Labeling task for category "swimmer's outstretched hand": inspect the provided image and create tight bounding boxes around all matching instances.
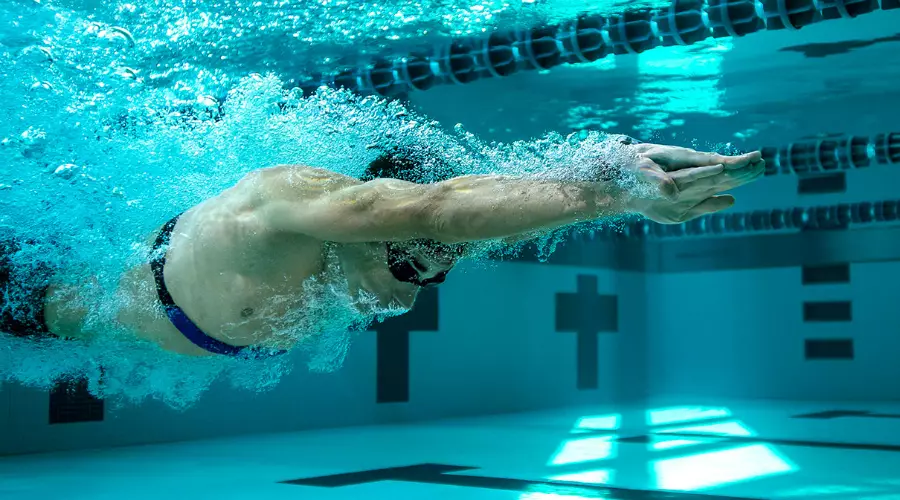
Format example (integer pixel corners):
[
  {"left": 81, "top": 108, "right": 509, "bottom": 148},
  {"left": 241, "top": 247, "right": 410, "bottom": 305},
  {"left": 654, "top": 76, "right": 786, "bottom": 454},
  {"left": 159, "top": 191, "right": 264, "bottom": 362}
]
[
  {"left": 623, "top": 144, "right": 765, "bottom": 224},
  {"left": 630, "top": 143, "right": 763, "bottom": 172}
]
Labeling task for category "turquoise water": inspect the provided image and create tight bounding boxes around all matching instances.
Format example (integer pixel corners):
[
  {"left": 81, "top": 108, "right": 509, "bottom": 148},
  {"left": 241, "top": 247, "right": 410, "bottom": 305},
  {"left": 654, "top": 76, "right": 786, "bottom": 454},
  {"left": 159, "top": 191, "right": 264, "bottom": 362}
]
[{"left": 0, "top": 0, "right": 648, "bottom": 408}]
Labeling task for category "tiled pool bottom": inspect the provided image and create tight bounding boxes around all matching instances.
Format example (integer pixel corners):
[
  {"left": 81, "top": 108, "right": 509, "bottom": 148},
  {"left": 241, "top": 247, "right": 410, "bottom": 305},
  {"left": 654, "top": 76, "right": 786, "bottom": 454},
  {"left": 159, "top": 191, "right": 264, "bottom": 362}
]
[{"left": 2, "top": 400, "right": 900, "bottom": 499}]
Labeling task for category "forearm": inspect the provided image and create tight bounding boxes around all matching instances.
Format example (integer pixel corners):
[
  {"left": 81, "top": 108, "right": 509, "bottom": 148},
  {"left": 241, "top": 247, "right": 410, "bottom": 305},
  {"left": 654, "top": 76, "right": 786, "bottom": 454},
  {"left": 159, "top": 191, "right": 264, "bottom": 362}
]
[
  {"left": 260, "top": 166, "right": 635, "bottom": 244},
  {"left": 425, "top": 175, "right": 631, "bottom": 243}
]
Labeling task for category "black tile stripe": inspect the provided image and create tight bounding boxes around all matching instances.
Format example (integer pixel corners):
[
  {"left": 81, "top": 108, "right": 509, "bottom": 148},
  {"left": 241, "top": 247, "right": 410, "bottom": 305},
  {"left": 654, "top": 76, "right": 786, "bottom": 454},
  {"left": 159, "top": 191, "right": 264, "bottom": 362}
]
[
  {"left": 805, "top": 339, "right": 854, "bottom": 360},
  {"left": 793, "top": 410, "right": 900, "bottom": 420},
  {"left": 803, "top": 301, "right": 852, "bottom": 322},
  {"left": 370, "top": 287, "right": 439, "bottom": 404},
  {"left": 576, "top": 330, "right": 600, "bottom": 390},
  {"left": 797, "top": 172, "right": 846, "bottom": 195},
  {"left": 801, "top": 264, "right": 850, "bottom": 284},
  {"left": 376, "top": 330, "right": 410, "bottom": 403},
  {"left": 640, "top": 430, "right": 900, "bottom": 453},
  {"left": 49, "top": 378, "right": 103, "bottom": 424}
]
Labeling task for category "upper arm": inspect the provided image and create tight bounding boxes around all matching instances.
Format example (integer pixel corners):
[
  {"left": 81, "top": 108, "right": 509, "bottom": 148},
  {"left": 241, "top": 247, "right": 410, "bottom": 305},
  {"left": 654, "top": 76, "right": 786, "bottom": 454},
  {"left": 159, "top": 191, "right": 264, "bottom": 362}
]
[{"left": 255, "top": 165, "right": 440, "bottom": 243}]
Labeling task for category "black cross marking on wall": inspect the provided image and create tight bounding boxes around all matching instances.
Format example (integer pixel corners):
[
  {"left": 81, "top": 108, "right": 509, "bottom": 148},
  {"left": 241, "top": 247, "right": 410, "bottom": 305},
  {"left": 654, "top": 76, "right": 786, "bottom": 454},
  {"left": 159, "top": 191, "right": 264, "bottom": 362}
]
[
  {"left": 369, "top": 287, "right": 439, "bottom": 404},
  {"left": 281, "top": 463, "right": 759, "bottom": 499},
  {"left": 555, "top": 275, "right": 618, "bottom": 390}
]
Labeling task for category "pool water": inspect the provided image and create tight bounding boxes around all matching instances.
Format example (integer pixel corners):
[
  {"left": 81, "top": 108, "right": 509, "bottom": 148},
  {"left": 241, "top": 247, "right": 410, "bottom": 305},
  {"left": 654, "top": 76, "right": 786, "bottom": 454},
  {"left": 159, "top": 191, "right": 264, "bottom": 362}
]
[{"left": 2, "top": 0, "right": 900, "bottom": 498}]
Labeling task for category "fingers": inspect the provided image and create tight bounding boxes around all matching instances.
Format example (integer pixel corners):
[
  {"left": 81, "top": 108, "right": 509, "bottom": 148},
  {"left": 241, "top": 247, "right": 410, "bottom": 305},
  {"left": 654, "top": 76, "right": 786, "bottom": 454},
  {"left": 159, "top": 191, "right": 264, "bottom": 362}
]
[
  {"left": 676, "top": 149, "right": 762, "bottom": 170},
  {"left": 640, "top": 144, "right": 765, "bottom": 171},
  {"left": 677, "top": 149, "right": 729, "bottom": 168},
  {"left": 685, "top": 195, "right": 735, "bottom": 219},
  {"left": 721, "top": 150, "right": 763, "bottom": 170},
  {"left": 680, "top": 160, "right": 765, "bottom": 195},
  {"left": 669, "top": 164, "right": 724, "bottom": 189}
]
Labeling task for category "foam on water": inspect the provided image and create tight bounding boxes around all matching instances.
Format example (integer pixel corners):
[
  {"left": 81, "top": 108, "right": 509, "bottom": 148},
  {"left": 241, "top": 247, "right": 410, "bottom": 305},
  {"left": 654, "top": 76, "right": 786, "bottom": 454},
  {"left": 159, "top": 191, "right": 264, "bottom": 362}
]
[{"left": 1, "top": 0, "right": 646, "bottom": 408}]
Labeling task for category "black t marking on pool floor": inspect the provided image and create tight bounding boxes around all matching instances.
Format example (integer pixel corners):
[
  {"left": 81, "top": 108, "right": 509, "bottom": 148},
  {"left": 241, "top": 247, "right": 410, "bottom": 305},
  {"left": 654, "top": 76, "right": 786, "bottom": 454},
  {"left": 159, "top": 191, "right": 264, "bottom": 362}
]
[
  {"left": 281, "top": 463, "right": 761, "bottom": 499},
  {"left": 793, "top": 409, "right": 900, "bottom": 420},
  {"left": 619, "top": 431, "right": 900, "bottom": 453}
]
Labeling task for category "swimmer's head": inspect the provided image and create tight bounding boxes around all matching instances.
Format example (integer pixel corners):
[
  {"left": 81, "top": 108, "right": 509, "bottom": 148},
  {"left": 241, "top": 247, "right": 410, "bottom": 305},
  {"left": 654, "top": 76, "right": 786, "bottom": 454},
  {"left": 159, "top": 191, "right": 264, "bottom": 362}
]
[
  {"left": 386, "top": 239, "right": 465, "bottom": 288},
  {"left": 364, "top": 148, "right": 466, "bottom": 287},
  {"left": 361, "top": 146, "right": 462, "bottom": 184}
]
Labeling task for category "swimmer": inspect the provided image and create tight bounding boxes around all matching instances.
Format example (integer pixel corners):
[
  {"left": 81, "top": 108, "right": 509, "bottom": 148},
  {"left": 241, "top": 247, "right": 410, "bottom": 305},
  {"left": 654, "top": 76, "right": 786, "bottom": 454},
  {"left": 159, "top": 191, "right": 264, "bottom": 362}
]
[{"left": 0, "top": 141, "right": 764, "bottom": 358}]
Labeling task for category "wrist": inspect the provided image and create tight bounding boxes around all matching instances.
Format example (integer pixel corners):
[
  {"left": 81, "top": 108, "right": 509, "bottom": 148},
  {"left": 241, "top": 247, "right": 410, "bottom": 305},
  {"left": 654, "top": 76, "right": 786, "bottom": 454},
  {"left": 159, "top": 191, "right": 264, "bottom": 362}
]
[{"left": 589, "top": 181, "right": 639, "bottom": 218}]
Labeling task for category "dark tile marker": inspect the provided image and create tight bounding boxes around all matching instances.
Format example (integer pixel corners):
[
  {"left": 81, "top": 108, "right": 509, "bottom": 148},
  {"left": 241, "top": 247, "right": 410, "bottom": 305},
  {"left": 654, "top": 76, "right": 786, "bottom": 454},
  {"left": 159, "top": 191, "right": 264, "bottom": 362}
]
[
  {"left": 801, "top": 263, "right": 850, "bottom": 284},
  {"left": 555, "top": 275, "right": 618, "bottom": 390},
  {"left": 369, "top": 287, "right": 439, "bottom": 404},
  {"left": 282, "top": 463, "right": 761, "bottom": 499},
  {"left": 797, "top": 172, "right": 846, "bottom": 195},
  {"left": 49, "top": 378, "right": 104, "bottom": 424},
  {"left": 801, "top": 263, "right": 853, "bottom": 361},
  {"left": 804, "top": 339, "right": 854, "bottom": 360},
  {"left": 803, "top": 301, "right": 852, "bottom": 322}
]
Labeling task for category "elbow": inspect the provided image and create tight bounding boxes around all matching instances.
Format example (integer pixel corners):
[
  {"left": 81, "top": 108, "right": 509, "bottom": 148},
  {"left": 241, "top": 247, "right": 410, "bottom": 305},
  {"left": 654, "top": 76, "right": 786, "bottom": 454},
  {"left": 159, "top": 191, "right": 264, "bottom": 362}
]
[
  {"left": 425, "top": 215, "right": 467, "bottom": 245},
  {"left": 420, "top": 184, "right": 472, "bottom": 244}
]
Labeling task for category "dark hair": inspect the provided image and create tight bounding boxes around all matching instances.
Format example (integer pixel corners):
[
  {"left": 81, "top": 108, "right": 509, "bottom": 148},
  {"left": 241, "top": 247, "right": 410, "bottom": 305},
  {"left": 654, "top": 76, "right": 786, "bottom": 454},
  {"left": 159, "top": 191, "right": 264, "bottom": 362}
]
[{"left": 361, "top": 147, "right": 461, "bottom": 184}]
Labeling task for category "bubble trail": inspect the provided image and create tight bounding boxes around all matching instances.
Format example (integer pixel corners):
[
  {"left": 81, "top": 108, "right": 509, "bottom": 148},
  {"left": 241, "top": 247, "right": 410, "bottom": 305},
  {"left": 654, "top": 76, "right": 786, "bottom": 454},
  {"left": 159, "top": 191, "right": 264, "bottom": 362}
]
[{"left": 0, "top": 1, "right": 643, "bottom": 408}]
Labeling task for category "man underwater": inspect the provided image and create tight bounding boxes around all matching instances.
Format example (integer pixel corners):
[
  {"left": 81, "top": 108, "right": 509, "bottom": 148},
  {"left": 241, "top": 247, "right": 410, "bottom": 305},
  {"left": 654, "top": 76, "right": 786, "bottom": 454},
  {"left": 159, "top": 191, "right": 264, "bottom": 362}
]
[{"left": 1, "top": 140, "right": 764, "bottom": 357}]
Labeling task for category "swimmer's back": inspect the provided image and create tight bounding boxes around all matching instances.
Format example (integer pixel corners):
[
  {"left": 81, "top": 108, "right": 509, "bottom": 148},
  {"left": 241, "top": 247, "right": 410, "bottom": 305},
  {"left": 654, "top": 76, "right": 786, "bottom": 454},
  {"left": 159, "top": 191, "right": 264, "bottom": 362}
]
[{"left": 117, "top": 165, "right": 356, "bottom": 355}]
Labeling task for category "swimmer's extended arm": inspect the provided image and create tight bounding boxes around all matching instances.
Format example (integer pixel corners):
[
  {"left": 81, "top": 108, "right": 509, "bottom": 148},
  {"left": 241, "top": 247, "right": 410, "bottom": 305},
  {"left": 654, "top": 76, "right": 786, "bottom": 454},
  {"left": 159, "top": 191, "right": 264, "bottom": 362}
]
[
  {"left": 257, "top": 148, "right": 764, "bottom": 244},
  {"left": 259, "top": 168, "right": 628, "bottom": 244}
]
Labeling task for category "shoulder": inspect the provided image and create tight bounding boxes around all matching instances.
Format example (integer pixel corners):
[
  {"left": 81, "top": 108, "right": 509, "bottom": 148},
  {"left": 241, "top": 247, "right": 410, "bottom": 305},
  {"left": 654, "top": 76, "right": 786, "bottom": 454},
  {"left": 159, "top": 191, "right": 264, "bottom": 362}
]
[
  {"left": 239, "top": 165, "right": 361, "bottom": 200},
  {"left": 244, "top": 164, "right": 357, "bottom": 186}
]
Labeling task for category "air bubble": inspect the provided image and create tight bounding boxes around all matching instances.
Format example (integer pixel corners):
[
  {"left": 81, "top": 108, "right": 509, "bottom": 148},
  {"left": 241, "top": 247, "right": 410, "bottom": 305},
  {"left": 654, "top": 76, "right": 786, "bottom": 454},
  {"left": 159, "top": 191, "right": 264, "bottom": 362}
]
[
  {"left": 53, "top": 163, "right": 81, "bottom": 180},
  {"left": 115, "top": 67, "right": 140, "bottom": 80},
  {"left": 107, "top": 26, "right": 136, "bottom": 47},
  {"left": 20, "top": 46, "right": 54, "bottom": 64},
  {"left": 197, "top": 95, "right": 219, "bottom": 107},
  {"left": 29, "top": 81, "right": 53, "bottom": 91}
]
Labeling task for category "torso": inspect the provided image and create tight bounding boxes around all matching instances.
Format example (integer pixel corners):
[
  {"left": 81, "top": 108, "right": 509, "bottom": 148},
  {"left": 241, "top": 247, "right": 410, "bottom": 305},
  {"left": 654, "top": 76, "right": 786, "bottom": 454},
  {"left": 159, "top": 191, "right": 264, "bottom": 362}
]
[{"left": 113, "top": 167, "right": 421, "bottom": 356}]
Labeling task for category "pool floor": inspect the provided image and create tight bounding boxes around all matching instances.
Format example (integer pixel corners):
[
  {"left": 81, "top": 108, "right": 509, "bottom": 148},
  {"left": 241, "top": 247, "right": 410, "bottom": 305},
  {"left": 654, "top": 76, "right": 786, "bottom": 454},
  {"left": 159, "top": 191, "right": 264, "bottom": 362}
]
[{"left": 2, "top": 399, "right": 899, "bottom": 499}]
